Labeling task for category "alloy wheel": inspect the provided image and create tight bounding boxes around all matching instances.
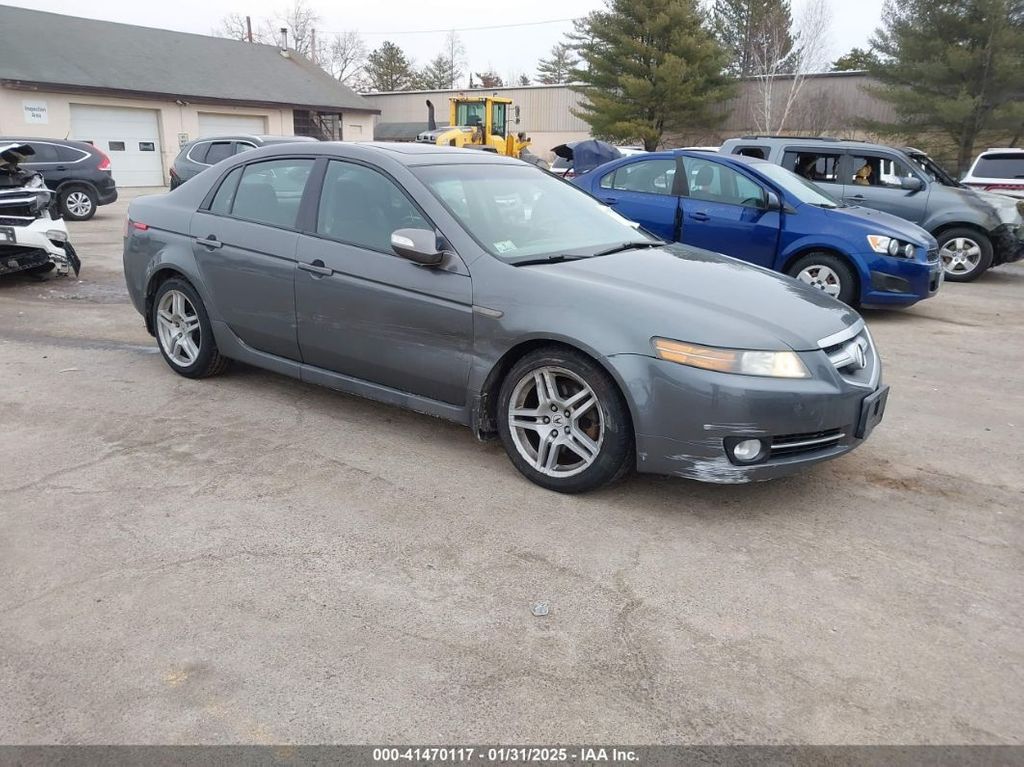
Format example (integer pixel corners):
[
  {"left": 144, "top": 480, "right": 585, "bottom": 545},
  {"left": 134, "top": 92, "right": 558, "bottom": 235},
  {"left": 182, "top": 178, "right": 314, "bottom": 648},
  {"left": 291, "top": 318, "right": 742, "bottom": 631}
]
[
  {"left": 507, "top": 366, "right": 605, "bottom": 478},
  {"left": 65, "top": 191, "right": 93, "bottom": 218},
  {"left": 156, "top": 289, "right": 202, "bottom": 367},
  {"left": 796, "top": 264, "right": 842, "bottom": 297},
  {"left": 939, "top": 237, "right": 982, "bottom": 277}
]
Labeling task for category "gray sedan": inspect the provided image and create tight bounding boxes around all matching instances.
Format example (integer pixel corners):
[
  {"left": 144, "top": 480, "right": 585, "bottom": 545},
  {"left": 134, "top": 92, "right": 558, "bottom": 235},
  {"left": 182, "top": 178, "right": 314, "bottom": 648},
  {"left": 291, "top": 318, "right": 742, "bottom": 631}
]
[{"left": 123, "top": 143, "right": 888, "bottom": 493}]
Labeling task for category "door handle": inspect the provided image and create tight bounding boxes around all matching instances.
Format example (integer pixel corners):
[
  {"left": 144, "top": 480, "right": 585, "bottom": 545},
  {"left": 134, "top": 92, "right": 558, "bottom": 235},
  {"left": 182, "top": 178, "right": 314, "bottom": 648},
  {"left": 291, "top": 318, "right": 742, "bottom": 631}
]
[
  {"left": 604, "top": 197, "right": 618, "bottom": 204},
  {"left": 847, "top": 194, "right": 866, "bottom": 200},
  {"left": 54, "top": 166, "right": 68, "bottom": 171},
  {"left": 196, "top": 235, "right": 222, "bottom": 249},
  {"left": 689, "top": 211, "right": 711, "bottom": 222},
  {"left": 298, "top": 259, "right": 332, "bottom": 277}
]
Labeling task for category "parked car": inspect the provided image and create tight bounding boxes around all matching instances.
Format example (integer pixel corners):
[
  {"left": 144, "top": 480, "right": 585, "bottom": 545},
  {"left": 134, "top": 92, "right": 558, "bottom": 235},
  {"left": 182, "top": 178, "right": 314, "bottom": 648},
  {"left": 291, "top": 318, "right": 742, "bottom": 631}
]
[
  {"left": 550, "top": 142, "right": 645, "bottom": 179},
  {"left": 0, "top": 143, "right": 80, "bottom": 278},
  {"left": 0, "top": 136, "right": 117, "bottom": 221},
  {"left": 961, "top": 148, "right": 1024, "bottom": 200},
  {"left": 720, "top": 136, "right": 1024, "bottom": 282},
  {"left": 123, "top": 142, "right": 888, "bottom": 492},
  {"left": 573, "top": 149, "right": 941, "bottom": 308},
  {"left": 170, "top": 134, "right": 319, "bottom": 189}
]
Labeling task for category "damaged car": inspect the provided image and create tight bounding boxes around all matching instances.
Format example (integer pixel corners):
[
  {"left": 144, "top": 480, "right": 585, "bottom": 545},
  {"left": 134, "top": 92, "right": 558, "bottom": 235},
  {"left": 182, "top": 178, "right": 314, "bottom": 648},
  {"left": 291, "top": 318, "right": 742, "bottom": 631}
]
[{"left": 0, "top": 143, "right": 80, "bottom": 279}]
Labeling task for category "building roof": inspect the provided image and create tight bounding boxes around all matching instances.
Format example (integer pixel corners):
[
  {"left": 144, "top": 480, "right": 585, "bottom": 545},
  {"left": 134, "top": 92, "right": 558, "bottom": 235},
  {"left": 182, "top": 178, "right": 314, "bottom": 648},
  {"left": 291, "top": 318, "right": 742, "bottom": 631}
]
[{"left": 0, "top": 5, "right": 378, "bottom": 113}]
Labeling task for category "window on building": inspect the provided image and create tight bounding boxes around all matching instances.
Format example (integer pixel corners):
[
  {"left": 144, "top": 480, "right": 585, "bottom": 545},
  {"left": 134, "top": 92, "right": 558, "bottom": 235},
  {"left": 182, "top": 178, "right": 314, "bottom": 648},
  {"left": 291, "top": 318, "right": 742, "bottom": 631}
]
[{"left": 108, "top": 141, "right": 126, "bottom": 152}]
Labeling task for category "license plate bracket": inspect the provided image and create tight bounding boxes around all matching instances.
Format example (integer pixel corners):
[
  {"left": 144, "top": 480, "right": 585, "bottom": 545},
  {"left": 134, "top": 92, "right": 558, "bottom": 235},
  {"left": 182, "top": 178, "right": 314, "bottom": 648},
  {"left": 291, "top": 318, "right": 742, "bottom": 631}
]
[{"left": 856, "top": 384, "right": 889, "bottom": 439}]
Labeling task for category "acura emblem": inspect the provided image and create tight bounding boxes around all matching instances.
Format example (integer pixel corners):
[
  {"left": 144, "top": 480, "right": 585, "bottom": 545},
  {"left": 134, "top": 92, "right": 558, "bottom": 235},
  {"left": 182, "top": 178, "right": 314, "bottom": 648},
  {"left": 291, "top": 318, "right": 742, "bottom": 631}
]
[{"left": 844, "top": 338, "right": 868, "bottom": 370}]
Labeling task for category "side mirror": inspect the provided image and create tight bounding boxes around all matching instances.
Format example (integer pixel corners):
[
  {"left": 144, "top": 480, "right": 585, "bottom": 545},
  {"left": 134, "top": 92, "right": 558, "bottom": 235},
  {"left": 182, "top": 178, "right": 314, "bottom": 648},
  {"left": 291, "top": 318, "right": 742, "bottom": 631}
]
[
  {"left": 391, "top": 228, "right": 444, "bottom": 266},
  {"left": 901, "top": 177, "right": 924, "bottom": 191},
  {"left": 765, "top": 190, "right": 782, "bottom": 211}
]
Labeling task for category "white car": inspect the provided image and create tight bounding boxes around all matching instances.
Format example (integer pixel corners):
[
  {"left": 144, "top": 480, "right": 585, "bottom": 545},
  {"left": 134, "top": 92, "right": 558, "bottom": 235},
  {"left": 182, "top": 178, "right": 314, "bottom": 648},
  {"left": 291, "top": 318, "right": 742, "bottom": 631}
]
[
  {"left": 0, "top": 143, "right": 80, "bottom": 279},
  {"left": 962, "top": 148, "right": 1024, "bottom": 200}
]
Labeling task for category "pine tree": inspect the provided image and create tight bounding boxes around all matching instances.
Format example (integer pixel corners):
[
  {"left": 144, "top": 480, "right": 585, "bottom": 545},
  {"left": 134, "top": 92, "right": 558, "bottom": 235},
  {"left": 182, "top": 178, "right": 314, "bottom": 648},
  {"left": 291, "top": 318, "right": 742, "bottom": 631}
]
[
  {"left": 536, "top": 42, "right": 579, "bottom": 84},
  {"left": 712, "top": 0, "right": 796, "bottom": 76},
  {"left": 831, "top": 47, "right": 877, "bottom": 71},
  {"left": 419, "top": 54, "right": 458, "bottom": 89},
  {"left": 365, "top": 41, "right": 416, "bottom": 92},
  {"left": 866, "top": 0, "right": 1024, "bottom": 173},
  {"left": 475, "top": 70, "right": 504, "bottom": 88},
  {"left": 572, "top": 0, "right": 733, "bottom": 150}
]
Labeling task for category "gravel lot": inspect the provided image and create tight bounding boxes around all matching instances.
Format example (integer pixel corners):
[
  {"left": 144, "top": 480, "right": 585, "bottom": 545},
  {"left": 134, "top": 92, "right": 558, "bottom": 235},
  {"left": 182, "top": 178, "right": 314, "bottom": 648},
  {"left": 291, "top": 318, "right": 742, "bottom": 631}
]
[{"left": 1, "top": 189, "right": 1021, "bottom": 745}]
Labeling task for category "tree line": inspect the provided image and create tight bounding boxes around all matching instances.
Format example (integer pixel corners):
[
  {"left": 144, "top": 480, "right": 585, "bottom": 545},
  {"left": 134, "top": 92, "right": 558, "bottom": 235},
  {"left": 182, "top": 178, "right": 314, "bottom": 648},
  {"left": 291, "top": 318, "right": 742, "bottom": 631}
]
[{"left": 217, "top": 0, "right": 1024, "bottom": 173}]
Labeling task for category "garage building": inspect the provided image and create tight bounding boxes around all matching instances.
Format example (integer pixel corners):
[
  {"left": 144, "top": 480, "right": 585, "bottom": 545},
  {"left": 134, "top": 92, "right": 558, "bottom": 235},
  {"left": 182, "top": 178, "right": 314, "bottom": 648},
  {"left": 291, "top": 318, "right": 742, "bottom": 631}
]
[{"left": 0, "top": 6, "right": 378, "bottom": 187}]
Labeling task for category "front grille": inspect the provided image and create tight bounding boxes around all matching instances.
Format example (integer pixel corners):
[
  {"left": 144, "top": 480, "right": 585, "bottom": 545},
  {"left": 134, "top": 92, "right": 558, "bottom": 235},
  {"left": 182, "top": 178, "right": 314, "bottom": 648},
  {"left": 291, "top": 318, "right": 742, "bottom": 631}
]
[
  {"left": 926, "top": 247, "right": 940, "bottom": 264},
  {"left": 770, "top": 428, "right": 844, "bottom": 458},
  {"left": 819, "top": 322, "right": 879, "bottom": 388},
  {"left": 0, "top": 215, "right": 34, "bottom": 227}
]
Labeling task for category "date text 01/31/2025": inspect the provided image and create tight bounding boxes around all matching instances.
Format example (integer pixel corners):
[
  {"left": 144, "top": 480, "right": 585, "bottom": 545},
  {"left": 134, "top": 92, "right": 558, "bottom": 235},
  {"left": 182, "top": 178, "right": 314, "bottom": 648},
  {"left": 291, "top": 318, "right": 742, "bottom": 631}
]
[{"left": 372, "top": 747, "right": 639, "bottom": 762}]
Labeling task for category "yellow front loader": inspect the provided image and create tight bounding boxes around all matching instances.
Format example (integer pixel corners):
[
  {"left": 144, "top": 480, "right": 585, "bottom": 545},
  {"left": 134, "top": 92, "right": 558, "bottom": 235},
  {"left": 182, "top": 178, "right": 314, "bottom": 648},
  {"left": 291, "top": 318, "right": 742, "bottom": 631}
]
[{"left": 416, "top": 96, "right": 532, "bottom": 158}]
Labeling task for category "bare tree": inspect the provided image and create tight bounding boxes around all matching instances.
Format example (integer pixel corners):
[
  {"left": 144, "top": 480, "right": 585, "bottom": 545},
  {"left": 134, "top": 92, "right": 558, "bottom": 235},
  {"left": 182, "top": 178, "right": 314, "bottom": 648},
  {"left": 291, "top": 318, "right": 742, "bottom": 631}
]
[
  {"left": 257, "top": 0, "right": 321, "bottom": 58},
  {"left": 328, "top": 30, "right": 368, "bottom": 87},
  {"left": 750, "top": 0, "right": 832, "bottom": 134},
  {"left": 213, "top": 12, "right": 262, "bottom": 42},
  {"left": 442, "top": 31, "right": 467, "bottom": 89}
]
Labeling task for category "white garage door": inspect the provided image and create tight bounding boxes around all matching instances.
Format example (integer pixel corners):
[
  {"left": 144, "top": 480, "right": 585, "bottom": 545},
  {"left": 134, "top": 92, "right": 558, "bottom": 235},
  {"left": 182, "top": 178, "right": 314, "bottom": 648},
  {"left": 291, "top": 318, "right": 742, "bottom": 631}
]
[
  {"left": 198, "top": 113, "right": 267, "bottom": 138},
  {"left": 69, "top": 104, "right": 164, "bottom": 187}
]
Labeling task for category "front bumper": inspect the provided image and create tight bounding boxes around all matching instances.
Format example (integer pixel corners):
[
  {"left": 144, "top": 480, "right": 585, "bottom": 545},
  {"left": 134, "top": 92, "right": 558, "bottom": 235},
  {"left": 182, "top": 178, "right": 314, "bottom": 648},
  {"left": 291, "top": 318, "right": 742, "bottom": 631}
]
[
  {"left": 0, "top": 216, "right": 80, "bottom": 278},
  {"left": 992, "top": 224, "right": 1024, "bottom": 266},
  {"left": 609, "top": 353, "right": 885, "bottom": 484},
  {"left": 858, "top": 251, "right": 941, "bottom": 306}
]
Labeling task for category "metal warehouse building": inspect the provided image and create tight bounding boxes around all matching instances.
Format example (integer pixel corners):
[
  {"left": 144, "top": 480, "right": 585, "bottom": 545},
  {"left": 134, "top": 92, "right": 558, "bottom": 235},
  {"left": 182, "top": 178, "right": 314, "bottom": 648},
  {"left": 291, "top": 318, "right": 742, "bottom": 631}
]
[{"left": 0, "top": 6, "right": 378, "bottom": 186}]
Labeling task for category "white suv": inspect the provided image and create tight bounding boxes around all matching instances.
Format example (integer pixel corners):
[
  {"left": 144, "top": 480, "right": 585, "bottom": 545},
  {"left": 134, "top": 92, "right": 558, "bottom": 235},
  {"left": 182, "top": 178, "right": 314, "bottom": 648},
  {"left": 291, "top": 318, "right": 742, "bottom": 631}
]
[{"left": 962, "top": 148, "right": 1024, "bottom": 200}]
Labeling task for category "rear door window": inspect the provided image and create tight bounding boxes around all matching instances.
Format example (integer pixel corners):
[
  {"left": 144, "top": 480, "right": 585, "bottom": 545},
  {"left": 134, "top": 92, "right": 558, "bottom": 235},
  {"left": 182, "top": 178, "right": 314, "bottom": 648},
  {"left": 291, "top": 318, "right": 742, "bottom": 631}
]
[
  {"left": 204, "top": 142, "right": 235, "bottom": 165},
  {"left": 188, "top": 142, "right": 210, "bottom": 163},
  {"left": 230, "top": 159, "right": 314, "bottom": 229},
  {"left": 55, "top": 145, "right": 89, "bottom": 162},
  {"left": 782, "top": 150, "right": 842, "bottom": 185},
  {"left": 209, "top": 167, "right": 243, "bottom": 215},
  {"left": 25, "top": 143, "right": 60, "bottom": 163},
  {"left": 602, "top": 159, "right": 677, "bottom": 195},
  {"left": 973, "top": 153, "right": 1024, "bottom": 179}
]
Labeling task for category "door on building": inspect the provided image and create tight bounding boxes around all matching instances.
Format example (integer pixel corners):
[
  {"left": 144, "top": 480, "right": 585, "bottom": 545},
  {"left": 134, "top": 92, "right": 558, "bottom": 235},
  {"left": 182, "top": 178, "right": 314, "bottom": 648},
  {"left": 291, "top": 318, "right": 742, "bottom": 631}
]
[
  {"left": 198, "top": 113, "right": 268, "bottom": 137},
  {"left": 69, "top": 104, "right": 164, "bottom": 187}
]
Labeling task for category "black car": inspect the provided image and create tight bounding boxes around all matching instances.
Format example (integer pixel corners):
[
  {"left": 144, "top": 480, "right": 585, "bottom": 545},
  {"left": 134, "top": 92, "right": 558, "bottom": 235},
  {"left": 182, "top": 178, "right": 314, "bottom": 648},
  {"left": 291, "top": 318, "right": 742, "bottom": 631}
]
[
  {"left": 0, "top": 137, "right": 118, "bottom": 221},
  {"left": 170, "top": 134, "right": 318, "bottom": 189}
]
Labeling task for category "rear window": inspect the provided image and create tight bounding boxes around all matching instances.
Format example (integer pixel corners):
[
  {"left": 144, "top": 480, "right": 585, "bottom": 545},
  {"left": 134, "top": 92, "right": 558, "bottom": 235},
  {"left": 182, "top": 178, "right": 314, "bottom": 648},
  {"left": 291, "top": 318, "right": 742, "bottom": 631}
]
[
  {"left": 973, "top": 153, "right": 1024, "bottom": 179},
  {"left": 733, "top": 145, "right": 768, "bottom": 160},
  {"left": 56, "top": 145, "right": 89, "bottom": 162}
]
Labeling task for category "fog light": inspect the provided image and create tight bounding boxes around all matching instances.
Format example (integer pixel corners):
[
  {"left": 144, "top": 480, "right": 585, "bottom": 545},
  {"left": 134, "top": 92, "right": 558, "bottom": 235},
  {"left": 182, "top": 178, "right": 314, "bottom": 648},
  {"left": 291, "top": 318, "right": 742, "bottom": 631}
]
[
  {"left": 725, "top": 437, "right": 768, "bottom": 465},
  {"left": 46, "top": 229, "right": 68, "bottom": 243},
  {"left": 903, "top": 243, "right": 915, "bottom": 258}
]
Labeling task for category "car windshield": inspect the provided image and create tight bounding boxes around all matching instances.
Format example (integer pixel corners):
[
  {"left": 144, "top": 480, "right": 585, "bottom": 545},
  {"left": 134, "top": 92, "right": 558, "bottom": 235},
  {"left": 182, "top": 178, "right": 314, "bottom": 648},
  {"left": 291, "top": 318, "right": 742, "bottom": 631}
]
[
  {"left": 413, "top": 163, "right": 658, "bottom": 262},
  {"left": 907, "top": 152, "right": 959, "bottom": 186},
  {"left": 751, "top": 161, "right": 844, "bottom": 207}
]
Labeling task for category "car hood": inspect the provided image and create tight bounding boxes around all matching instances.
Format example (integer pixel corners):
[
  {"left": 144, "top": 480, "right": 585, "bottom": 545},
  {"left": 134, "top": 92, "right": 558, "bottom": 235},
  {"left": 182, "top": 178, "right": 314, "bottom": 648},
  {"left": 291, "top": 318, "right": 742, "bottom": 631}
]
[
  {"left": 824, "top": 204, "right": 936, "bottom": 247},
  {"left": 934, "top": 184, "right": 1022, "bottom": 225},
  {"left": 530, "top": 244, "right": 860, "bottom": 352}
]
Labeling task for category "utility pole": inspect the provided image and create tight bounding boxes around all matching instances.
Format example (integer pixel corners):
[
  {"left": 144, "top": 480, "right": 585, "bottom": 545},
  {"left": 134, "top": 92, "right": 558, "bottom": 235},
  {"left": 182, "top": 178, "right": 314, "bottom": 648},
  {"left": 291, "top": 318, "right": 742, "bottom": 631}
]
[
  {"left": 245, "top": 15, "right": 253, "bottom": 43},
  {"left": 311, "top": 28, "right": 317, "bottom": 62}
]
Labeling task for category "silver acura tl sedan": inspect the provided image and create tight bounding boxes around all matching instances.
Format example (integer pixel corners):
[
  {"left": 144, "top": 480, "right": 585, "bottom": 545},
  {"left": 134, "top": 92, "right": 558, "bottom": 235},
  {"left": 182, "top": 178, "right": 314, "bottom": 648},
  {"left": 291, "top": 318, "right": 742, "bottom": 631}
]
[{"left": 122, "top": 143, "right": 888, "bottom": 493}]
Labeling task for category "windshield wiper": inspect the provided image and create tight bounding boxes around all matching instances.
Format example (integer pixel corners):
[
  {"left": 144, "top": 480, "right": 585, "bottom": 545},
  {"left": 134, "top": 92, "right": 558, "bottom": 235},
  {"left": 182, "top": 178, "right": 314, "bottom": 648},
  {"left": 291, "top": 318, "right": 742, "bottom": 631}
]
[
  {"left": 510, "top": 253, "right": 590, "bottom": 267},
  {"left": 590, "top": 241, "right": 665, "bottom": 257}
]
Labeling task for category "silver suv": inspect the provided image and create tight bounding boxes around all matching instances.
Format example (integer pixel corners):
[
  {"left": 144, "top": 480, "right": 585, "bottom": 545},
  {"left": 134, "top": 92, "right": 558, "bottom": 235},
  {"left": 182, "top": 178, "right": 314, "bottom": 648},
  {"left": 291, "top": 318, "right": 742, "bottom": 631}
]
[{"left": 720, "top": 136, "right": 1024, "bottom": 282}]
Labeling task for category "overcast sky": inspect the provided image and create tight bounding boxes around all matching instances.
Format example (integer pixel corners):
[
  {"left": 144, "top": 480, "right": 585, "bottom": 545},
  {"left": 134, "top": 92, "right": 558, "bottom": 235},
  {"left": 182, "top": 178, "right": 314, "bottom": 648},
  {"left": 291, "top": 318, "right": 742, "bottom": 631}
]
[{"left": 14, "top": 0, "right": 887, "bottom": 85}]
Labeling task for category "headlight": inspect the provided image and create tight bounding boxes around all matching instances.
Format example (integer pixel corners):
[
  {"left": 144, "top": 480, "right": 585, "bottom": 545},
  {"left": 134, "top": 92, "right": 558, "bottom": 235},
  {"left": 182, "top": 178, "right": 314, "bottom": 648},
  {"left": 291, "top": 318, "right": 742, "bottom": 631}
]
[
  {"left": 45, "top": 229, "right": 68, "bottom": 243},
  {"left": 867, "top": 234, "right": 915, "bottom": 258},
  {"left": 652, "top": 338, "right": 811, "bottom": 378}
]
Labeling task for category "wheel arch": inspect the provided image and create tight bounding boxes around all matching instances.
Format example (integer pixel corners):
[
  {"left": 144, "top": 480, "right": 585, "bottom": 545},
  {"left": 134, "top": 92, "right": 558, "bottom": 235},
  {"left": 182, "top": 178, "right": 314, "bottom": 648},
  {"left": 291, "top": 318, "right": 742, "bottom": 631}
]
[
  {"left": 143, "top": 267, "right": 193, "bottom": 335},
  {"left": 930, "top": 221, "right": 991, "bottom": 244},
  {"left": 472, "top": 338, "right": 638, "bottom": 441},
  {"left": 55, "top": 179, "right": 99, "bottom": 196}
]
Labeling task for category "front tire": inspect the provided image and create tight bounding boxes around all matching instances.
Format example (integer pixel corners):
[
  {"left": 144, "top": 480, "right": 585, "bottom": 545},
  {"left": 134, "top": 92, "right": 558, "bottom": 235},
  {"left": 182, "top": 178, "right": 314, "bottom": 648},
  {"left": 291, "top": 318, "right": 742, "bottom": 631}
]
[
  {"left": 497, "top": 347, "right": 633, "bottom": 493},
  {"left": 60, "top": 186, "right": 97, "bottom": 221},
  {"left": 151, "top": 278, "right": 229, "bottom": 379},
  {"left": 787, "top": 252, "right": 858, "bottom": 306},
  {"left": 936, "top": 228, "right": 992, "bottom": 282}
]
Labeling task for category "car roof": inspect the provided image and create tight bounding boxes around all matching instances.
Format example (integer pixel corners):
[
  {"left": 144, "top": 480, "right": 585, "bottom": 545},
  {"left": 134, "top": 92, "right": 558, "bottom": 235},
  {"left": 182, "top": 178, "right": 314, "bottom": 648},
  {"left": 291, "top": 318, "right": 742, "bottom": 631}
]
[
  {"left": 724, "top": 135, "right": 908, "bottom": 152},
  {"left": 230, "top": 140, "right": 528, "bottom": 167},
  {"left": 0, "top": 136, "right": 97, "bottom": 151}
]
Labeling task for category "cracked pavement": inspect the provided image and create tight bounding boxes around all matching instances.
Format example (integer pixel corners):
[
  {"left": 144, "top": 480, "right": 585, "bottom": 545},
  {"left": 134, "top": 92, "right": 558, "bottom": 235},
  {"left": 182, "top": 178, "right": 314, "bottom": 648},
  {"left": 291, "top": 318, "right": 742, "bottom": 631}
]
[{"left": 1, "top": 190, "right": 1022, "bottom": 744}]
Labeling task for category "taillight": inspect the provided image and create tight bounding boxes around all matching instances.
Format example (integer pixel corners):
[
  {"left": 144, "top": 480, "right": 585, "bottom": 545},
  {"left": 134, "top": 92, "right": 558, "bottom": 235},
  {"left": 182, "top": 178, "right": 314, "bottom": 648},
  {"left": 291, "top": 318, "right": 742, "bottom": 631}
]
[
  {"left": 96, "top": 150, "right": 111, "bottom": 172},
  {"left": 124, "top": 218, "right": 148, "bottom": 236}
]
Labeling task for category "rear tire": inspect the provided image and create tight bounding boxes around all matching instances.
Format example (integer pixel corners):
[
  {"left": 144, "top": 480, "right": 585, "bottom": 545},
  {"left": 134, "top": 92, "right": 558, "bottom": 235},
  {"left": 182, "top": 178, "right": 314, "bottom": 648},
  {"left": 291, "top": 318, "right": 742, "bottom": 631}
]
[
  {"left": 59, "top": 186, "right": 97, "bottom": 221},
  {"left": 787, "top": 252, "right": 858, "bottom": 306},
  {"left": 936, "top": 228, "right": 992, "bottom": 282},
  {"left": 151, "top": 278, "right": 229, "bottom": 379},
  {"left": 497, "top": 347, "right": 633, "bottom": 493}
]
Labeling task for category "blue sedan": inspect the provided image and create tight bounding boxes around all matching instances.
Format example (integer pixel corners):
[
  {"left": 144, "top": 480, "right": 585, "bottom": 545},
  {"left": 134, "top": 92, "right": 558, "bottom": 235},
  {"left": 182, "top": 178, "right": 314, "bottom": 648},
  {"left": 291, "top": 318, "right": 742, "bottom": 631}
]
[{"left": 572, "top": 150, "right": 943, "bottom": 307}]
